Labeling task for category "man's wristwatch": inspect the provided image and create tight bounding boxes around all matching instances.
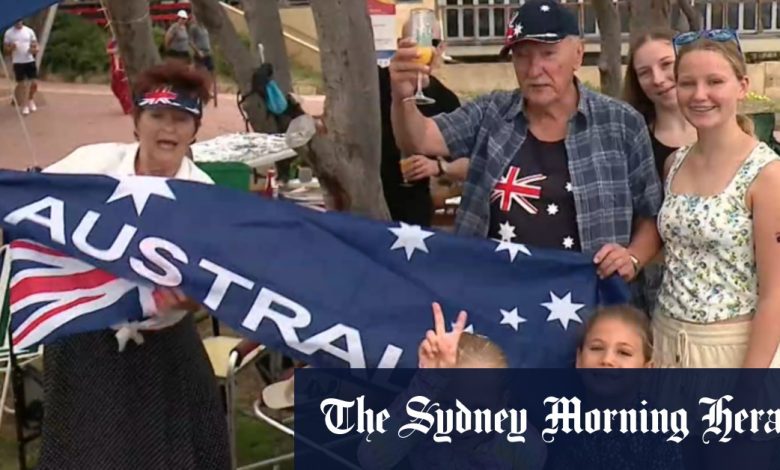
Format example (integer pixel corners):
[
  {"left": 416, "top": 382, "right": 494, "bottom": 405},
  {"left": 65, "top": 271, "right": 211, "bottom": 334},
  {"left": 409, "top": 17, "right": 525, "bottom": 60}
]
[
  {"left": 629, "top": 254, "right": 641, "bottom": 275},
  {"left": 436, "top": 158, "right": 446, "bottom": 177}
]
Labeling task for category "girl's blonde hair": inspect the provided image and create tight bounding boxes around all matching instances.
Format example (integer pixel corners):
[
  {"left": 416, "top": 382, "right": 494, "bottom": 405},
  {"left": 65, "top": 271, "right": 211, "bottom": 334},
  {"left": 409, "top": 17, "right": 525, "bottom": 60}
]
[
  {"left": 458, "top": 333, "right": 508, "bottom": 368},
  {"left": 579, "top": 305, "right": 653, "bottom": 361},
  {"left": 674, "top": 38, "right": 754, "bottom": 136}
]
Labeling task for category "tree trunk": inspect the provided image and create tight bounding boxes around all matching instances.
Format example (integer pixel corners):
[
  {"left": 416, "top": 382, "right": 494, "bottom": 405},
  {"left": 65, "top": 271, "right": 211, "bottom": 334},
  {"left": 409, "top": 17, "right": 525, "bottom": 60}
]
[
  {"left": 310, "top": 0, "right": 389, "bottom": 220},
  {"left": 240, "top": 0, "right": 293, "bottom": 95},
  {"left": 593, "top": 0, "right": 622, "bottom": 97},
  {"left": 189, "top": 0, "right": 278, "bottom": 133},
  {"left": 628, "top": 0, "right": 672, "bottom": 41},
  {"left": 677, "top": 0, "right": 702, "bottom": 31},
  {"left": 240, "top": 0, "right": 296, "bottom": 181},
  {"left": 103, "top": 0, "right": 160, "bottom": 86}
]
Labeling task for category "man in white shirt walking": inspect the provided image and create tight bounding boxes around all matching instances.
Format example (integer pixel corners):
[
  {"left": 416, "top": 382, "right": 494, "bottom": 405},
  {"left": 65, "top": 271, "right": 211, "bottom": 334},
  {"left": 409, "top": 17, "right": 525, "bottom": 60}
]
[{"left": 3, "top": 20, "right": 39, "bottom": 115}]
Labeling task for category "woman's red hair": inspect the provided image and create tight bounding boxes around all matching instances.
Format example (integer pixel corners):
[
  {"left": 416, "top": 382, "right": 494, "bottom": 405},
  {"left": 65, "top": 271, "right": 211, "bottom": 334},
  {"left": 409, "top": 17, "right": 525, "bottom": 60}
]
[{"left": 132, "top": 60, "right": 212, "bottom": 122}]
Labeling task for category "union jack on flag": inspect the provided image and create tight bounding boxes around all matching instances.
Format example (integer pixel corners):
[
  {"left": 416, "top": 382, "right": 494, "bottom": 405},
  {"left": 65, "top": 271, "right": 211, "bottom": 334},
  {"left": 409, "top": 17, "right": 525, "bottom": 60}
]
[
  {"left": 8, "top": 240, "right": 153, "bottom": 350},
  {"left": 137, "top": 88, "right": 179, "bottom": 107}
]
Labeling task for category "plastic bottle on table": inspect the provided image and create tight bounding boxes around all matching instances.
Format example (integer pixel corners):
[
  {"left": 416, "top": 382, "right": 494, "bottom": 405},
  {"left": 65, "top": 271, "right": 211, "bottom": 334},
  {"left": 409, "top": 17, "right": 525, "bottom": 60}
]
[{"left": 264, "top": 168, "right": 278, "bottom": 199}]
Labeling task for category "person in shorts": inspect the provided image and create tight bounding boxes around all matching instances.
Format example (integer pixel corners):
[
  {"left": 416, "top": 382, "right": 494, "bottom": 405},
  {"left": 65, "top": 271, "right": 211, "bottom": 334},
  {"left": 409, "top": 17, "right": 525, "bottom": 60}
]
[{"left": 4, "top": 20, "right": 39, "bottom": 115}]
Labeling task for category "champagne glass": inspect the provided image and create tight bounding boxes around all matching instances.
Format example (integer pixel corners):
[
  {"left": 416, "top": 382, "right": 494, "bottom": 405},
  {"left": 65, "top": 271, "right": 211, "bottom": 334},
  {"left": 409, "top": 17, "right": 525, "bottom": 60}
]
[
  {"left": 399, "top": 153, "right": 414, "bottom": 187},
  {"left": 404, "top": 8, "right": 436, "bottom": 106}
]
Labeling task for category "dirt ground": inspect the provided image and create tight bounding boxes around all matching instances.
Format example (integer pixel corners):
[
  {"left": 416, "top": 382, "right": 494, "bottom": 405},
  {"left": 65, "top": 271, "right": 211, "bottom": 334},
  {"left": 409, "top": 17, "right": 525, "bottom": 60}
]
[{"left": 0, "top": 78, "right": 324, "bottom": 171}]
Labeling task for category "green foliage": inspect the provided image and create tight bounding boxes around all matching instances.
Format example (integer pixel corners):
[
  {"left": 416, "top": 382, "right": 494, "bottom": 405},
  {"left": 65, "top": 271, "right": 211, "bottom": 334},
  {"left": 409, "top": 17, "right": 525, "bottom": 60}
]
[
  {"left": 213, "top": 33, "right": 252, "bottom": 78},
  {"left": 152, "top": 25, "right": 166, "bottom": 52},
  {"left": 41, "top": 14, "right": 109, "bottom": 81}
]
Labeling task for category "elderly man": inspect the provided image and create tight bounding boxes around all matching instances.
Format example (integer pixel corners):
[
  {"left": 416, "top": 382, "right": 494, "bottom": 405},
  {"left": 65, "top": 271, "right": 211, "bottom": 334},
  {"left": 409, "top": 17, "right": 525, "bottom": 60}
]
[{"left": 389, "top": 0, "right": 662, "bottom": 282}]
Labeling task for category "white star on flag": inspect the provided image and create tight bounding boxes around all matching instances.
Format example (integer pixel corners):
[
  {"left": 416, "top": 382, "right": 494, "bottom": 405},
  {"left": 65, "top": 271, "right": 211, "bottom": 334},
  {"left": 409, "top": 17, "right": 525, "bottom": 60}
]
[
  {"left": 388, "top": 222, "right": 435, "bottom": 260},
  {"left": 540, "top": 4, "right": 551, "bottom": 11},
  {"left": 542, "top": 291, "right": 585, "bottom": 330},
  {"left": 513, "top": 24, "right": 523, "bottom": 37},
  {"left": 452, "top": 321, "right": 475, "bottom": 334},
  {"left": 565, "top": 182, "right": 573, "bottom": 192},
  {"left": 498, "top": 221, "right": 516, "bottom": 242},
  {"left": 547, "top": 203, "right": 559, "bottom": 215},
  {"left": 500, "top": 308, "right": 527, "bottom": 332},
  {"left": 106, "top": 175, "right": 176, "bottom": 216},
  {"left": 495, "top": 240, "right": 531, "bottom": 262},
  {"left": 562, "top": 236, "right": 574, "bottom": 249}
]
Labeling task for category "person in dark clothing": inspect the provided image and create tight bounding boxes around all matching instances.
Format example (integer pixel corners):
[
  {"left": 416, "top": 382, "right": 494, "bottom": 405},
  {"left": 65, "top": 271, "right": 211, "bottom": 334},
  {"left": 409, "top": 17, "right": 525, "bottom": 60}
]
[
  {"left": 379, "top": 21, "right": 464, "bottom": 227},
  {"left": 623, "top": 28, "right": 697, "bottom": 182},
  {"left": 37, "top": 62, "right": 230, "bottom": 470},
  {"left": 622, "top": 28, "right": 697, "bottom": 316}
]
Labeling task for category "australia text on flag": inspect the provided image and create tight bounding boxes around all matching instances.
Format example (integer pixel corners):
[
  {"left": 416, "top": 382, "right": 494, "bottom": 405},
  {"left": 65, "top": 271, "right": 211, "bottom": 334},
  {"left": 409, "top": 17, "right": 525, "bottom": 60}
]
[{"left": 0, "top": 170, "right": 629, "bottom": 369}]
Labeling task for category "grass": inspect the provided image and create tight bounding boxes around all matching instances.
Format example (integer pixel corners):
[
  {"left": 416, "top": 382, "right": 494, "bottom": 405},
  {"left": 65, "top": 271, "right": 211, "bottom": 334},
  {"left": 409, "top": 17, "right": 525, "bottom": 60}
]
[{"left": 236, "top": 414, "right": 295, "bottom": 468}]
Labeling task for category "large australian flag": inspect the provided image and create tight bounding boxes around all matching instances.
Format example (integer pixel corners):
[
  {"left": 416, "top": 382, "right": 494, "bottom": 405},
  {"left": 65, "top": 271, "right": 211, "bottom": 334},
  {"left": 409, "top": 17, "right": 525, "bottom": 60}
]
[{"left": 0, "top": 170, "right": 628, "bottom": 368}]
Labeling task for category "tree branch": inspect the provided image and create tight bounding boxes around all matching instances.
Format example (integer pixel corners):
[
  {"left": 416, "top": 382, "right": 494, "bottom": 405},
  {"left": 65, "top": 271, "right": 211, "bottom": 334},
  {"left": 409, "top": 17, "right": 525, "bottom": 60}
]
[
  {"left": 190, "top": 0, "right": 278, "bottom": 133},
  {"left": 104, "top": 0, "right": 160, "bottom": 86},
  {"left": 677, "top": 0, "right": 702, "bottom": 31},
  {"left": 309, "top": 0, "right": 389, "bottom": 220},
  {"left": 240, "top": 0, "right": 293, "bottom": 94},
  {"left": 593, "top": 0, "right": 622, "bottom": 97}
]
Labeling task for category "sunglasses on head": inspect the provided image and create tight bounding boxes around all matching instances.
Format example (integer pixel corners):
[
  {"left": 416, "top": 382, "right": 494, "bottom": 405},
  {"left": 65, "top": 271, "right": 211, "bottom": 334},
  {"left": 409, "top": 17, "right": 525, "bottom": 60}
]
[{"left": 673, "top": 29, "right": 742, "bottom": 56}]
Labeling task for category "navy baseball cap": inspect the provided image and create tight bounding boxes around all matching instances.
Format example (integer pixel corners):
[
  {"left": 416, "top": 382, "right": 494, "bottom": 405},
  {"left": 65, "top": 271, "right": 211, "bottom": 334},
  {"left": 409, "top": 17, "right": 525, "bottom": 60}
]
[{"left": 500, "top": 0, "right": 580, "bottom": 57}]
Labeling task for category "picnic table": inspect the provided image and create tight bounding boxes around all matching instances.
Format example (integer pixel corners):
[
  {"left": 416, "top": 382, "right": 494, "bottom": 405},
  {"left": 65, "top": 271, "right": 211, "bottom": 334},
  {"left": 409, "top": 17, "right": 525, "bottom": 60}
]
[{"left": 191, "top": 132, "right": 326, "bottom": 209}]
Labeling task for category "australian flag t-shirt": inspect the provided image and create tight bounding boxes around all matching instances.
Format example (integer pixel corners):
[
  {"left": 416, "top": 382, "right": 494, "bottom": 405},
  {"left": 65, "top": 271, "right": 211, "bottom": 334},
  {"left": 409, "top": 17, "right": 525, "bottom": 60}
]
[{"left": 487, "top": 131, "right": 581, "bottom": 252}]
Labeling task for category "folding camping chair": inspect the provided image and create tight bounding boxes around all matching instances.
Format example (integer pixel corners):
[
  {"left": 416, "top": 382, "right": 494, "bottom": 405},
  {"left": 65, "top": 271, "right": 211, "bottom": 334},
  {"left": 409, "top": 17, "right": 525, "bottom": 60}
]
[
  {"left": 237, "top": 371, "right": 362, "bottom": 470},
  {"left": 0, "top": 244, "right": 45, "bottom": 470},
  {"left": 201, "top": 317, "right": 267, "bottom": 469}
]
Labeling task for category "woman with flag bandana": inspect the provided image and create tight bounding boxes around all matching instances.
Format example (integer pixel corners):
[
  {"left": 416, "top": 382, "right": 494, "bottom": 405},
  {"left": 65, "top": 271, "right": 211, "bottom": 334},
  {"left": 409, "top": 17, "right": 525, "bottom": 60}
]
[{"left": 38, "top": 61, "right": 230, "bottom": 470}]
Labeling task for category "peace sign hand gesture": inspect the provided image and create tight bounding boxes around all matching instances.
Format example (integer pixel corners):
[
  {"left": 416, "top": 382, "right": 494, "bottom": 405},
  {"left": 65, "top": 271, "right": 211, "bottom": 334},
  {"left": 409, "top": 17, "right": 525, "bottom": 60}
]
[{"left": 418, "top": 302, "right": 468, "bottom": 369}]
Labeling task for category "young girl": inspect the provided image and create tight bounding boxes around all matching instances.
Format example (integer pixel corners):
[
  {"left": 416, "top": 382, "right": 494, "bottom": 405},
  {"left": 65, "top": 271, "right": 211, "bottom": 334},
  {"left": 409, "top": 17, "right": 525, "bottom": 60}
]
[
  {"left": 655, "top": 31, "right": 780, "bottom": 369},
  {"left": 622, "top": 28, "right": 698, "bottom": 316},
  {"left": 623, "top": 28, "right": 698, "bottom": 180},
  {"left": 417, "top": 303, "right": 506, "bottom": 369},
  {"left": 548, "top": 306, "right": 686, "bottom": 470},
  {"left": 576, "top": 304, "right": 653, "bottom": 369},
  {"left": 359, "top": 303, "right": 545, "bottom": 470}
]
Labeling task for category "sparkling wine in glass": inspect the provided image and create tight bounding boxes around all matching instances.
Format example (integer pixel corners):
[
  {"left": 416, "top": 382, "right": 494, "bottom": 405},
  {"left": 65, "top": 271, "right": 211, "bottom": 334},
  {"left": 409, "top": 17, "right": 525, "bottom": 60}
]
[
  {"left": 404, "top": 8, "right": 436, "bottom": 106},
  {"left": 399, "top": 154, "right": 415, "bottom": 187}
]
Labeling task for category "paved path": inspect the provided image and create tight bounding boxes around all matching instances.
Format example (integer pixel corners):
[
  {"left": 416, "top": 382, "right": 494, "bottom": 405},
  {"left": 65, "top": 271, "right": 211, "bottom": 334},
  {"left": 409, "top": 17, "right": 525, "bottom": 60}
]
[{"left": 0, "top": 79, "right": 324, "bottom": 171}]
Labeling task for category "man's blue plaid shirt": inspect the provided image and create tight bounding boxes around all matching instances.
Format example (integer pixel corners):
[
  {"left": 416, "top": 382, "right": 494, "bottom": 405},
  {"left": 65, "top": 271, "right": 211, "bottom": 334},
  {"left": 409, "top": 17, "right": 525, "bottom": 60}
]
[{"left": 432, "top": 82, "right": 663, "bottom": 255}]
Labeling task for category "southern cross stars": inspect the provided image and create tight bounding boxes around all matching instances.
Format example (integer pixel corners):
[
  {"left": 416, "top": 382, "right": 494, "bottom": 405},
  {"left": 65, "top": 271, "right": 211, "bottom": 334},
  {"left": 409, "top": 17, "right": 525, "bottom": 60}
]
[
  {"left": 497, "top": 221, "right": 516, "bottom": 243},
  {"left": 500, "top": 307, "right": 527, "bottom": 332},
  {"left": 494, "top": 221, "right": 531, "bottom": 261},
  {"left": 542, "top": 291, "right": 585, "bottom": 330}
]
